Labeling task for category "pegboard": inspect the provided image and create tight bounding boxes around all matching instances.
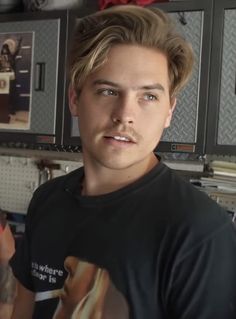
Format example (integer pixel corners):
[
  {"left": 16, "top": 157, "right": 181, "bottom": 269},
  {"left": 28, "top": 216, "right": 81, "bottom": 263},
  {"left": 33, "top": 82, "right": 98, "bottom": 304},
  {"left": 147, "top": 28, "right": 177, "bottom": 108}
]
[
  {"left": 0, "top": 155, "right": 82, "bottom": 214},
  {"left": 0, "top": 152, "right": 235, "bottom": 215}
]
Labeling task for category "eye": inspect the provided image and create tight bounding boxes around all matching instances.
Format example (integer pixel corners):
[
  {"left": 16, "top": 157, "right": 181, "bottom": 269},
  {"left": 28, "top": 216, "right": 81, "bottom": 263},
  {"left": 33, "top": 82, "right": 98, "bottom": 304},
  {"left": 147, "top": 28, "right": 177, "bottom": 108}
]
[
  {"left": 97, "top": 88, "right": 118, "bottom": 96},
  {"left": 143, "top": 93, "right": 158, "bottom": 101}
]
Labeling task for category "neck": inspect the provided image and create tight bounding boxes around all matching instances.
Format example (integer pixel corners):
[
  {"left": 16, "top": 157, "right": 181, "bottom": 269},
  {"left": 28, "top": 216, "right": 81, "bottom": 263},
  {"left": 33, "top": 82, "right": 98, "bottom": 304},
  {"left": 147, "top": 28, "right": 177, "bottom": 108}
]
[{"left": 81, "top": 153, "right": 158, "bottom": 196}]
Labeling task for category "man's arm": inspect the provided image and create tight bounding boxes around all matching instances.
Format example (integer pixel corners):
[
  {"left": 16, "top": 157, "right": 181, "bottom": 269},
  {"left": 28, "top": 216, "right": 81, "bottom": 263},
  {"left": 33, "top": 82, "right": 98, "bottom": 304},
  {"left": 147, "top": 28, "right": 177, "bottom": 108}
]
[
  {"left": 0, "top": 224, "right": 15, "bottom": 261},
  {"left": 0, "top": 220, "right": 34, "bottom": 319},
  {"left": 0, "top": 221, "right": 16, "bottom": 319},
  {"left": 11, "top": 280, "right": 35, "bottom": 319},
  {"left": 0, "top": 262, "right": 16, "bottom": 319}
]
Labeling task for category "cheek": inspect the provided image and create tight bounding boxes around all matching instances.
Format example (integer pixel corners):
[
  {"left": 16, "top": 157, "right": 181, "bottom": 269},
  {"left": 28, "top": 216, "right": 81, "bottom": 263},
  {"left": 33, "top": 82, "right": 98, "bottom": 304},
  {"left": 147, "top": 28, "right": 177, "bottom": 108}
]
[
  {"left": 142, "top": 113, "right": 167, "bottom": 132},
  {"left": 78, "top": 108, "right": 110, "bottom": 135},
  {"left": 78, "top": 115, "right": 103, "bottom": 138},
  {"left": 139, "top": 115, "right": 168, "bottom": 144}
]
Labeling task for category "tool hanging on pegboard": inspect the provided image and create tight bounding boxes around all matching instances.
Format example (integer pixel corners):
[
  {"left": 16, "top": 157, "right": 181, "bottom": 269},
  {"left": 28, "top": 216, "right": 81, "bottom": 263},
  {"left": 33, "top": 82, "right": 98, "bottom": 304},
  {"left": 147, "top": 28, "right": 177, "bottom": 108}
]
[{"left": 35, "top": 160, "right": 61, "bottom": 186}]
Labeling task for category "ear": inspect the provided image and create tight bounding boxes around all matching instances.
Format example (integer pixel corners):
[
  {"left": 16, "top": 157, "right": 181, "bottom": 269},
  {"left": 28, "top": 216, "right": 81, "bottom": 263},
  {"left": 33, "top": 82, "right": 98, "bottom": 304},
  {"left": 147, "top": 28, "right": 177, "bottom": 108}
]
[
  {"left": 68, "top": 84, "right": 79, "bottom": 117},
  {"left": 164, "top": 97, "right": 176, "bottom": 128}
]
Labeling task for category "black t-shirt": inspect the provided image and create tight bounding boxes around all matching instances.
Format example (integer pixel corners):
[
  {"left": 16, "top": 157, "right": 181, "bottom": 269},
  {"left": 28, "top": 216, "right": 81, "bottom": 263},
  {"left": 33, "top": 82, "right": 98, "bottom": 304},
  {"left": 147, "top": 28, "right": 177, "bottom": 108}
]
[{"left": 10, "top": 162, "right": 236, "bottom": 319}]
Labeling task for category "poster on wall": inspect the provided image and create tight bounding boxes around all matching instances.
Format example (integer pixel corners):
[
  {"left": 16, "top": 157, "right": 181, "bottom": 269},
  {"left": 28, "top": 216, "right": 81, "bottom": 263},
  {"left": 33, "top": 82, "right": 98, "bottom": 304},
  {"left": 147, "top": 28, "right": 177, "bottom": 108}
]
[{"left": 0, "top": 31, "right": 33, "bottom": 130}]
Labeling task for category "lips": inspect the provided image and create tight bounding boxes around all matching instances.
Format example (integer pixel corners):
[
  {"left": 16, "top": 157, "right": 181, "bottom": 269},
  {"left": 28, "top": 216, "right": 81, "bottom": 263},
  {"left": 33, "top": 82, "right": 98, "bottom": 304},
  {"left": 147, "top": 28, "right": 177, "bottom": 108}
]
[
  {"left": 104, "top": 132, "right": 136, "bottom": 143},
  {"left": 112, "top": 135, "right": 130, "bottom": 142}
]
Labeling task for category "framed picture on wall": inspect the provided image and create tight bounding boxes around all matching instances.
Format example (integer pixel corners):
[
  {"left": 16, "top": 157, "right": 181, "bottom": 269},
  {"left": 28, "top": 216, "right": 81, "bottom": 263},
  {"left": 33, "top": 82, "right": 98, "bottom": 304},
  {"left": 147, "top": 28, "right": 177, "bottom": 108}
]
[
  {"left": 0, "top": 10, "right": 67, "bottom": 147},
  {"left": 0, "top": 31, "right": 33, "bottom": 130}
]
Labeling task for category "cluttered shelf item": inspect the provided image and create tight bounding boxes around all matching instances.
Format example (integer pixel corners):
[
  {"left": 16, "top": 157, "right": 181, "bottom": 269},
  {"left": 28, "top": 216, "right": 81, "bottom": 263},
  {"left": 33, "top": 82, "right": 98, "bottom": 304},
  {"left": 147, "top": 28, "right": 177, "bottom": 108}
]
[{"left": 190, "top": 160, "right": 236, "bottom": 216}]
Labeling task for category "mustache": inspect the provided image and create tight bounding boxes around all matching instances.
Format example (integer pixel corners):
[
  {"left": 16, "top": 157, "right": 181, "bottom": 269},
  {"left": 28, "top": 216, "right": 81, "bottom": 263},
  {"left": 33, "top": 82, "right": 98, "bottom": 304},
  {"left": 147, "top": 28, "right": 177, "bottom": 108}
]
[{"left": 103, "top": 124, "right": 141, "bottom": 142}]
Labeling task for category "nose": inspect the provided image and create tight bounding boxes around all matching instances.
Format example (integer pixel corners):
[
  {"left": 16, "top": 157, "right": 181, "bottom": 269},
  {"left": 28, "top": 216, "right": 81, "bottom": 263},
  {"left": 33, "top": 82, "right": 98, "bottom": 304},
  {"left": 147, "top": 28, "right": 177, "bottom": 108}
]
[
  {"left": 111, "top": 94, "right": 136, "bottom": 125},
  {"left": 64, "top": 256, "right": 78, "bottom": 276}
]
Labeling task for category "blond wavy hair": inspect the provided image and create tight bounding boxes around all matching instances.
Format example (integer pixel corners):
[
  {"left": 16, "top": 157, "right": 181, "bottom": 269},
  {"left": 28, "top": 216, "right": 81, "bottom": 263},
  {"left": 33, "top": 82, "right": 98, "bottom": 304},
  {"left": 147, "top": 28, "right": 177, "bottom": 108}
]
[{"left": 68, "top": 5, "right": 194, "bottom": 97}]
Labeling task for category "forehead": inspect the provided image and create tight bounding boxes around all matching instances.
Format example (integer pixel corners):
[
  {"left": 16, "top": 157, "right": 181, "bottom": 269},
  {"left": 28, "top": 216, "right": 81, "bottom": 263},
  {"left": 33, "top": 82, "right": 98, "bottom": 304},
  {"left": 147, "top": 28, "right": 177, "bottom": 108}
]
[{"left": 86, "top": 44, "right": 170, "bottom": 89}]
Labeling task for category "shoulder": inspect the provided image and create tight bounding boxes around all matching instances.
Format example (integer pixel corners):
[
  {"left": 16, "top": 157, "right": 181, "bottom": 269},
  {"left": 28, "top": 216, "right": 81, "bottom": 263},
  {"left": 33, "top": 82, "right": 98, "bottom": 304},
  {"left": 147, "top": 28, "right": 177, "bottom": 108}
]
[
  {"left": 33, "top": 166, "right": 83, "bottom": 198},
  {"left": 150, "top": 163, "right": 217, "bottom": 213},
  {"left": 165, "top": 169, "right": 235, "bottom": 255},
  {"left": 26, "top": 166, "right": 83, "bottom": 220},
  {"left": 158, "top": 164, "right": 223, "bottom": 215},
  {"left": 151, "top": 163, "right": 233, "bottom": 244}
]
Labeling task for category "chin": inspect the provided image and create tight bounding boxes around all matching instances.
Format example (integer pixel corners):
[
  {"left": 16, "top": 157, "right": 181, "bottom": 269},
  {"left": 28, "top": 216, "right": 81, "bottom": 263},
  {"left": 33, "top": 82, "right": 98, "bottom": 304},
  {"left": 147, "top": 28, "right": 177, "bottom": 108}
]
[
  {"left": 101, "top": 160, "right": 133, "bottom": 170},
  {"left": 97, "top": 154, "right": 146, "bottom": 171}
]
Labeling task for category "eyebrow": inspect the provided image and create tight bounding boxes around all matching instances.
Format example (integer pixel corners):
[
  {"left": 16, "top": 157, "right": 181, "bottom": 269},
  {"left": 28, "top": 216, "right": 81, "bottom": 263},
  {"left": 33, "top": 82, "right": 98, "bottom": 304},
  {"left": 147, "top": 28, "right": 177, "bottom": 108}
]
[{"left": 92, "top": 79, "right": 165, "bottom": 92}]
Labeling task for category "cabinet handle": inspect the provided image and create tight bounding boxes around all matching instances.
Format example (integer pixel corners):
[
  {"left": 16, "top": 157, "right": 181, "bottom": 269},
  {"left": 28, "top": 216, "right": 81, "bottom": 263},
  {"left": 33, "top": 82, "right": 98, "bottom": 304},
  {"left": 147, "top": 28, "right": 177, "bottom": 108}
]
[
  {"left": 35, "top": 62, "right": 45, "bottom": 91},
  {"left": 235, "top": 71, "right": 236, "bottom": 95}
]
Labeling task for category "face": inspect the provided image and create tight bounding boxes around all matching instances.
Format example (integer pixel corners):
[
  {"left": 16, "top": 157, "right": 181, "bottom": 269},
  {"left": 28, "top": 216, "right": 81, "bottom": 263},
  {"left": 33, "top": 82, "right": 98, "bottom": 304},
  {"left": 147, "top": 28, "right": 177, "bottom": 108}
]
[
  {"left": 69, "top": 44, "right": 175, "bottom": 171},
  {"left": 53, "top": 257, "right": 108, "bottom": 319},
  {"left": 59, "top": 257, "right": 98, "bottom": 317},
  {"left": 53, "top": 257, "right": 129, "bottom": 319}
]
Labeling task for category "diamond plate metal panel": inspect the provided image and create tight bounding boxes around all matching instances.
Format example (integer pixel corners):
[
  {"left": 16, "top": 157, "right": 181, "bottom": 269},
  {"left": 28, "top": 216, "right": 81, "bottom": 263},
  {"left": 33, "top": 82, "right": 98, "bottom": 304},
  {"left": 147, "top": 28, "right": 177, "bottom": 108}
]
[
  {"left": 0, "top": 19, "right": 60, "bottom": 134},
  {"left": 217, "top": 9, "right": 236, "bottom": 146},
  {"left": 162, "top": 11, "right": 202, "bottom": 143}
]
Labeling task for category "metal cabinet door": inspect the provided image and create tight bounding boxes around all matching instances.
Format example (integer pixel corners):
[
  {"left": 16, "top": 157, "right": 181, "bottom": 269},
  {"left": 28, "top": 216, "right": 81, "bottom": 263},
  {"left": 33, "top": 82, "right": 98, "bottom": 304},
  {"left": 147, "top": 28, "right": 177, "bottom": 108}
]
[
  {"left": 153, "top": 0, "right": 213, "bottom": 155},
  {"left": 207, "top": 0, "right": 236, "bottom": 155}
]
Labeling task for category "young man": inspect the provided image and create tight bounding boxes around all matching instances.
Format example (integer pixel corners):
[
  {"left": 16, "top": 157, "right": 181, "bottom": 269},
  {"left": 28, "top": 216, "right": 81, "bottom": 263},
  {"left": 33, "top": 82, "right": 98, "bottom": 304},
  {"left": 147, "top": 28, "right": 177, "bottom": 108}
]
[{"left": 10, "top": 5, "right": 236, "bottom": 319}]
